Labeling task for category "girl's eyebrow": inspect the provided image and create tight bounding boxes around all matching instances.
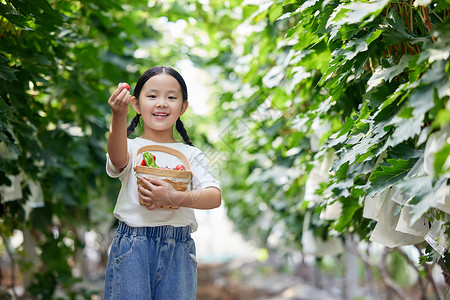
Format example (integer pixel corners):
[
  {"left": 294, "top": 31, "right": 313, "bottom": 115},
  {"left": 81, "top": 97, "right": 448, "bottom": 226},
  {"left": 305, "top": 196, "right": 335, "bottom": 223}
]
[
  {"left": 166, "top": 89, "right": 179, "bottom": 94},
  {"left": 148, "top": 88, "right": 179, "bottom": 93}
]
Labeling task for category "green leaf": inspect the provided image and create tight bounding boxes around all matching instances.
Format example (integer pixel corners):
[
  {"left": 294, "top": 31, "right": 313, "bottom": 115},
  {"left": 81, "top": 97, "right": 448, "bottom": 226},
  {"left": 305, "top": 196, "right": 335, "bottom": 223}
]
[
  {"left": 367, "top": 55, "right": 413, "bottom": 92},
  {"left": 0, "top": 98, "right": 11, "bottom": 112},
  {"left": 418, "top": 21, "right": 450, "bottom": 64},
  {"left": 367, "top": 158, "right": 417, "bottom": 196},
  {"left": 388, "top": 142, "right": 423, "bottom": 160},
  {"left": 408, "top": 85, "right": 435, "bottom": 118},
  {"left": 383, "top": 11, "right": 427, "bottom": 45},
  {"left": 0, "top": 64, "right": 17, "bottom": 81},
  {"left": 0, "top": 3, "right": 30, "bottom": 28},
  {"left": 408, "top": 177, "right": 447, "bottom": 223},
  {"left": 337, "top": 117, "right": 355, "bottom": 138},
  {"left": 434, "top": 105, "right": 450, "bottom": 128},
  {"left": 269, "top": 4, "right": 283, "bottom": 23},
  {"left": 420, "top": 61, "right": 448, "bottom": 97},
  {"left": 342, "top": 0, "right": 390, "bottom": 25},
  {"left": 282, "top": 0, "right": 298, "bottom": 5},
  {"left": 366, "top": 81, "right": 399, "bottom": 108},
  {"left": 327, "top": 0, "right": 390, "bottom": 40},
  {"left": 396, "top": 176, "right": 433, "bottom": 204},
  {"left": 335, "top": 137, "right": 378, "bottom": 168},
  {"left": 375, "top": 82, "right": 412, "bottom": 114},
  {"left": 336, "top": 161, "right": 349, "bottom": 180},
  {"left": 355, "top": 103, "right": 370, "bottom": 124},
  {"left": 385, "top": 116, "right": 423, "bottom": 147},
  {"left": 252, "top": 2, "right": 272, "bottom": 22},
  {"left": 366, "top": 29, "right": 383, "bottom": 45},
  {"left": 332, "top": 197, "right": 361, "bottom": 232},
  {"left": 433, "top": 143, "right": 450, "bottom": 177}
]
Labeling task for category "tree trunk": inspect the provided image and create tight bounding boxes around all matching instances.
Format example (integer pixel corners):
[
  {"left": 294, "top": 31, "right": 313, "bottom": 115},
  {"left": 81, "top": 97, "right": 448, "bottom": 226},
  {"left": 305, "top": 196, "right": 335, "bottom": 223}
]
[{"left": 343, "top": 236, "right": 360, "bottom": 300}]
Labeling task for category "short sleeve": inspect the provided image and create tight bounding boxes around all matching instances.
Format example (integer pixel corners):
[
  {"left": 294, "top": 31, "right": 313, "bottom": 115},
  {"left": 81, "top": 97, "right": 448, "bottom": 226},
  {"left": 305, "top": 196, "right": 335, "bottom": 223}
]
[
  {"left": 190, "top": 150, "right": 221, "bottom": 191},
  {"left": 106, "top": 152, "right": 132, "bottom": 179}
]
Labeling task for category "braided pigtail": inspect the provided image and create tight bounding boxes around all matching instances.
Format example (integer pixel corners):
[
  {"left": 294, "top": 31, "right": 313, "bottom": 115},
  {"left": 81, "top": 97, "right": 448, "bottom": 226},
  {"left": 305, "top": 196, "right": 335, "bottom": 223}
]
[
  {"left": 176, "top": 118, "right": 193, "bottom": 146},
  {"left": 127, "top": 113, "right": 141, "bottom": 137}
]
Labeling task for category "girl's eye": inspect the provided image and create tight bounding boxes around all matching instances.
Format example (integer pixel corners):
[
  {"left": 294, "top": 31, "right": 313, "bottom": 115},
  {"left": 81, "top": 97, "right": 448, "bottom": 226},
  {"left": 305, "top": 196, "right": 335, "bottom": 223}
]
[
  {"left": 168, "top": 96, "right": 177, "bottom": 100},
  {"left": 148, "top": 95, "right": 156, "bottom": 99}
]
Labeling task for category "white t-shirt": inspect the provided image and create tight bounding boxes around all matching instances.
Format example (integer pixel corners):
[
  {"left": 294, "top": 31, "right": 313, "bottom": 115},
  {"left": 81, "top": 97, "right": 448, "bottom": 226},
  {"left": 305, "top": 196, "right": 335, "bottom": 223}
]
[{"left": 106, "top": 137, "right": 221, "bottom": 232}]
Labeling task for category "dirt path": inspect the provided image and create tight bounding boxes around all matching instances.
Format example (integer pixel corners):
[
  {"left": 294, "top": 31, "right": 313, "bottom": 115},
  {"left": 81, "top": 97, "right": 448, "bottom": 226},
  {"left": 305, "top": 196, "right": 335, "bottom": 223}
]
[
  {"left": 197, "top": 263, "right": 276, "bottom": 300},
  {"left": 196, "top": 261, "right": 341, "bottom": 300},
  {"left": 0, "top": 259, "right": 340, "bottom": 299}
]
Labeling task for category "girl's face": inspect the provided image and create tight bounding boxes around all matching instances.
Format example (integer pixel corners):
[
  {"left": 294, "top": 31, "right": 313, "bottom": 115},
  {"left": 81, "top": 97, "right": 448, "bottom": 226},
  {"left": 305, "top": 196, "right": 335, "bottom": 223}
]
[{"left": 131, "top": 73, "right": 188, "bottom": 139}]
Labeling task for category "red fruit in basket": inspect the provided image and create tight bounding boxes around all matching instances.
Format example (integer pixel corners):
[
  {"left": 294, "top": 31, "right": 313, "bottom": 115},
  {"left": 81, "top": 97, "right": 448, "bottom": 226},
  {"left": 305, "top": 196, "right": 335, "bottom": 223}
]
[
  {"left": 140, "top": 159, "right": 147, "bottom": 166},
  {"left": 175, "top": 164, "right": 186, "bottom": 171}
]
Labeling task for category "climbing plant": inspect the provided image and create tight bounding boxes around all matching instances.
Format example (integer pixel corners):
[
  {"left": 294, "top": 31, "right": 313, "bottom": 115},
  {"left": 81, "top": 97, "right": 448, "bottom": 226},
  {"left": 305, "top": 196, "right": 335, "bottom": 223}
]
[
  {"left": 192, "top": 0, "right": 450, "bottom": 296},
  {"left": 0, "top": 0, "right": 192, "bottom": 297},
  {"left": 1, "top": 0, "right": 449, "bottom": 298}
]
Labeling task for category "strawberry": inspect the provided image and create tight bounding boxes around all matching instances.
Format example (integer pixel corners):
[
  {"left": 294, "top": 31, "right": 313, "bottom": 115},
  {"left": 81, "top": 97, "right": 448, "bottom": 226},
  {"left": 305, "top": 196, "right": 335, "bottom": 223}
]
[
  {"left": 123, "top": 83, "right": 130, "bottom": 91},
  {"left": 140, "top": 159, "right": 147, "bottom": 166},
  {"left": 175, "top": 164, "right": 186, "bottom": 171}
]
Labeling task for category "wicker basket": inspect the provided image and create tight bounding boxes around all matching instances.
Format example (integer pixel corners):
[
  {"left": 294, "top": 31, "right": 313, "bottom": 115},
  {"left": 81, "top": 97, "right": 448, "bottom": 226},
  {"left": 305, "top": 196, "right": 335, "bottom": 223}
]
[{"left": 134, "top": 145, "right": 192, "bottom": 209}]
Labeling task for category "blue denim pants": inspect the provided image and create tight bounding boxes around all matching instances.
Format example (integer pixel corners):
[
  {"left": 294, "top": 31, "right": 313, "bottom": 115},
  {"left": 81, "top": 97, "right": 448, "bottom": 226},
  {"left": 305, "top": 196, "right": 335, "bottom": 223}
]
[{"left": 104, "top": 222, "right": 198, "bottom": 300}]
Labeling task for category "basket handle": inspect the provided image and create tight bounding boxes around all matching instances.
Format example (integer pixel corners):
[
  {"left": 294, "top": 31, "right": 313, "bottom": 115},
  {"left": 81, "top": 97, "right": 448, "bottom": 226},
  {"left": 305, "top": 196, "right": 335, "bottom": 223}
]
[{"left": 135, "top": 145, "right": 192, "bottom": 171}]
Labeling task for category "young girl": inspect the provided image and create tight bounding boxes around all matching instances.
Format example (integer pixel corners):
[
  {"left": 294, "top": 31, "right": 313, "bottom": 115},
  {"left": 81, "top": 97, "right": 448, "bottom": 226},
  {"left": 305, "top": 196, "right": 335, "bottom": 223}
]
[{"left": 104, "top": 66, "right": 221, "bottom": 299}]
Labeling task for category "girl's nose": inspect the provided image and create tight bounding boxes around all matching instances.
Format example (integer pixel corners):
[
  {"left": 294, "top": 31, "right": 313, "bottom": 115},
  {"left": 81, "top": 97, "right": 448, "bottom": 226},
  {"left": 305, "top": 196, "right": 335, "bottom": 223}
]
[{"left": 155, "top": 97, "right": 167, "bottom": 107}]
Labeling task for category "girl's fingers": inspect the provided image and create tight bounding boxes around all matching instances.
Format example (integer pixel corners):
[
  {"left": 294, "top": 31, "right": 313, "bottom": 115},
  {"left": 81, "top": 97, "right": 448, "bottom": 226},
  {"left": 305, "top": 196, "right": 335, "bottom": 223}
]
[
  {"left": 141, "top": 177, "right": 156, "bottom": 190},
  {"left": 141, "top": 195, "right": 156, "bottom": 210},
  {"left": 108, "top": 83, "right": 131, "bottom": 108},
  {"left": 138, "top": 184, "right": 152, "bottom": 197},
  {"left": 108, "top": 83, "right": 125, "bottom": 102},
  {"left": 149, "top": 177, "right": 164, "bottom": 186},
  {"left": 109, "top": 93, "right": 130, "bottom": 111},
  {"left": 117, "top": 91, "right": 130, "bottom": 108},
  {"left": 145, "top": 203, "right": 155, "bottom": 210},
  {"left": 139, "top": 178, "right": 173, "bottom": 208}
]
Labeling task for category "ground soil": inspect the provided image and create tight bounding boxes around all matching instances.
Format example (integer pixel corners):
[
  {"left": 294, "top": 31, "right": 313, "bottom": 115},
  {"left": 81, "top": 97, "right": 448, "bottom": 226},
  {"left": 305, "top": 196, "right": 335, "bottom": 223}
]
[{"left": 197, "top": 263, "right": 276, "bottom": 300}]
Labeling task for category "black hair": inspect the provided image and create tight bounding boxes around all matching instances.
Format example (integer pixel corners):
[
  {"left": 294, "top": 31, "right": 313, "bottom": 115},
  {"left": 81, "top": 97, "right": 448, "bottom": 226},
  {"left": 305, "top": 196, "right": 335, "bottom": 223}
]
[{"left": 127, "top": 66, "right": 193, "bottom": 146}]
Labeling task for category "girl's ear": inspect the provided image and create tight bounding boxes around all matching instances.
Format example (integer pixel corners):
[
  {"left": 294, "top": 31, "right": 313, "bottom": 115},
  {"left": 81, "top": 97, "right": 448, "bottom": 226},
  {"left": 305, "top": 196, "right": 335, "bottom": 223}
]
[
  {"left": 180, "top": 101, "right": 189, "bottom": 116},
  {"left": 131, "top": 96, "right": 140, "bottom": 114}
]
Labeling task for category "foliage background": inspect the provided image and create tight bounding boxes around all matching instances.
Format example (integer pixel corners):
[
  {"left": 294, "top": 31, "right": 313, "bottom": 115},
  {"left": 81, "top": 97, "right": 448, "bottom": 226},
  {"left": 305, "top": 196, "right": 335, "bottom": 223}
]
[{"left": 0, "top": 0, "right": 449, "bottom": 298}]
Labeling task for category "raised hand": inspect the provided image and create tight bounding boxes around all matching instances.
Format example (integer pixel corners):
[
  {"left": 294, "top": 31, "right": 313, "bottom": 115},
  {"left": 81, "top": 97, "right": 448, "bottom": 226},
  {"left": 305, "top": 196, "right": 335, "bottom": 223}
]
[
  {"left": 107, "top": 82, "right": 132, "bottom": 170},
  {"left": 108, "top": 82, "right": 132, "bottom": 115}
]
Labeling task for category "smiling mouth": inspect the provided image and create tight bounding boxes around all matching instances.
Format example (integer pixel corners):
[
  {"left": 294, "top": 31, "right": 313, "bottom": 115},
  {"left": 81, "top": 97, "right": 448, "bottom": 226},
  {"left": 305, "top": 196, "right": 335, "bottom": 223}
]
[{"left": 153, "top": 113, "right": 169, "bottom": 118}]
